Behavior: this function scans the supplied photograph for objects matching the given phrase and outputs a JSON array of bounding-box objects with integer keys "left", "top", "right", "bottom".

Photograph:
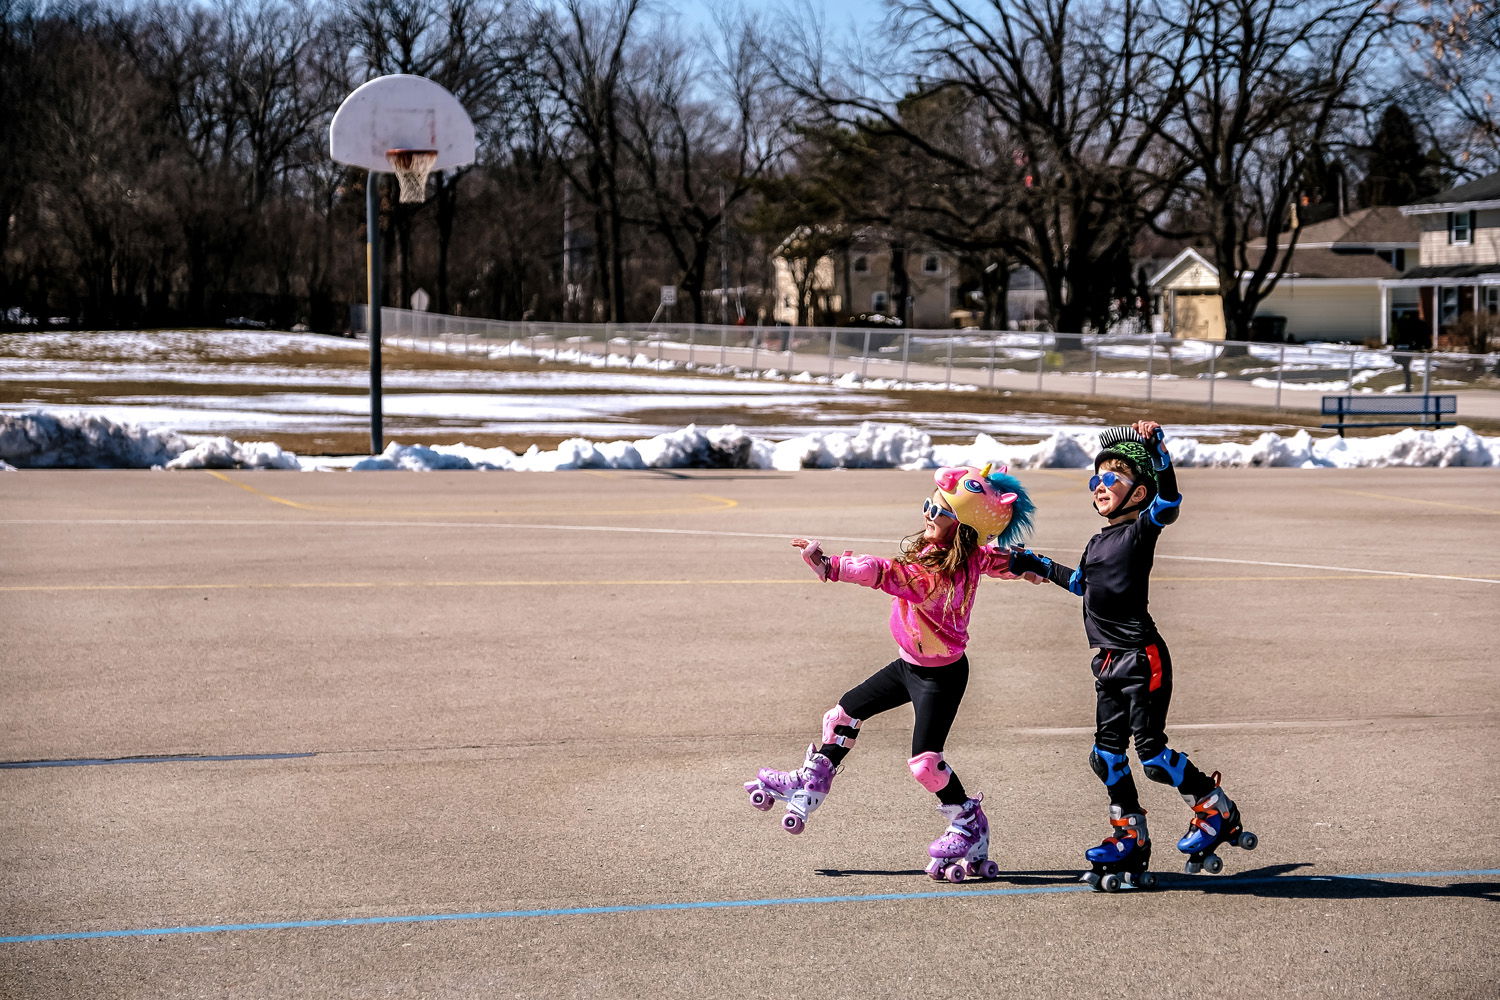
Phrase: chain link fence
[{"left": 352, "top": 306, "right": 1500, "bottom": 419}]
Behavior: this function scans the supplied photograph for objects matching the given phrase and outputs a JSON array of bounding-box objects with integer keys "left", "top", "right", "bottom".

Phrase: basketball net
[{"left": 386, "top": 148, "right": 438, "bottom": 203}]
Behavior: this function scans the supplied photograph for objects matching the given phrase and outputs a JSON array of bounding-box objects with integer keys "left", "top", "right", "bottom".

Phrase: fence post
[
  {"left": 687, "top": 325, "right": 695, "bottom": 367},
  {"left": 1207, "top": 344, "right": 1216, "bottom": 410},
  {"left": 828, "top": 329, "right": 837, "bottom": 380},
  {"left": 720, "top": 327, "right": 728, "bottom": 368},
  {"left": 1090, "top": 336, "right": 1099, "bottom": 396},
  {"left": 902, "top": 330, "right": 911, "bottom": 384},
  {"left": 861, "top": 330, "right": 871, "bottom": 378},
  {"left": 1145, "top": 336, "right": 1154, "bottom": 402},
  {"left": 1422, "top": 350, "right": 1431, "bottom": 395},
  {"left": 1035, "top": 333, "right": 1045, "bottom": 391},
  {"left": 946, "top": 334, "right": 954, "bottom": 390},
  {"left": 750, "top": 329, "right": 759, "bottom": 374},
  {"left": 1275, "top": 343, "right": 1285, "bottom": 410},
  {"left": 987, "top": 334, "right": 996, "bottom": 391},
  {"left": 1347, "top": 345, "right": 1356, "bottom": 393}
]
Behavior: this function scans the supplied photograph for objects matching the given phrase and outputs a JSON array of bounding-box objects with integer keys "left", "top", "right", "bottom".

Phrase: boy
[{"left": 1010, "top": 420, "right": 1256, "bottom": 890}]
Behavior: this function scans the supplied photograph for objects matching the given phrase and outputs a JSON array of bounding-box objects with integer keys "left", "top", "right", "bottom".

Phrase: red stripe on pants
[{"left": 1146, "top": 644, "right": 1162, "bottom": 692}]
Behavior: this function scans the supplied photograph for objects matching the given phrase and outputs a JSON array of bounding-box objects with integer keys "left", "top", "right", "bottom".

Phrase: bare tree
[
  {"left": 1399, "top": 0, "right": 1499, "bottom": 177},
  {"left": 1160, "top": 0, "right": 1395, "bottom": 341},
  {"left": 618, "top": 14, "right": 793, "bottom": 323}
]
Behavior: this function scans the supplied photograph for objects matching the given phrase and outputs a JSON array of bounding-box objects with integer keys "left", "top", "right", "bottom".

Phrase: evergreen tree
[{"left": 1357, "top": 104, "right": 1441, "bottom": 207}]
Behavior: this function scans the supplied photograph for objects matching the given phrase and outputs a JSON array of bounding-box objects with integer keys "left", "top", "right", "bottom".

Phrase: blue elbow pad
[
  {"left": 1067, "top": 568, "right": 1084, "bottom": 596},
  {"left": 1147, "top": 493, "right": 1181, "bottom": 527}
]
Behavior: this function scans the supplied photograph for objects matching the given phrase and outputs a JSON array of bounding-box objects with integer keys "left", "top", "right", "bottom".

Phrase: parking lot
[{"left": 2, "top": 467, "right": 1496, "bottom": 999}]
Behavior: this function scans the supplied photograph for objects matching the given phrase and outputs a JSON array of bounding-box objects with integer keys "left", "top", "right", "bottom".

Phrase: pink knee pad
[
  {"left": 821, "top": 706, "right": 861, "bottom": 748},
  {"left": 909, "top": 751, "right": 952, "bottom": 792}
]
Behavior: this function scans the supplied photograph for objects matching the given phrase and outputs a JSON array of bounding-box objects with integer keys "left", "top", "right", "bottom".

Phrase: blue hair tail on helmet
[
  {"left": 1147, "top": 492, "right": 1181, "bottom": 528},
  {"left": 984, "top": 470, "right": 1036, "bottom": 548}
]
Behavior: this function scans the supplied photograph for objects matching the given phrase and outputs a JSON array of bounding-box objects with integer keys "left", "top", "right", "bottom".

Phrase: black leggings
[{"left": 820, "top": 655, "right": 971, "bottom": 804}]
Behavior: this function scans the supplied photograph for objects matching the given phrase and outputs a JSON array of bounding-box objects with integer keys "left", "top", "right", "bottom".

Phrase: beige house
[
  {"left": 1150, "top": 207, "right": 1421, "bottom": 343},
  {"left": 772, "top": 229, "right": 957, "bottom": 328},
  {"left": 1384, "top": 172, "right": 1500, "bottom": 349}
]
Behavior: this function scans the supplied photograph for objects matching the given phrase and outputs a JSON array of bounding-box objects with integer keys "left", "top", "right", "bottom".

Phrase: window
[
  {"left": 1439, "top": 287, "right": 1459, "bottom": 325},
  {"left": 853, "top": 256, "right": 869, "bottom": 273},
  {"left": 871, "top": 291, "right": 890, "bottom": 312},
  {"left": 1449, "top": 211, "right": 1472, "bottom": 245},
  {"left": 1485, "top": 287, "right": 1499, "bottom": 315},
  {"left": 922, "top": 254, "right": 941, "bottom": 274}
]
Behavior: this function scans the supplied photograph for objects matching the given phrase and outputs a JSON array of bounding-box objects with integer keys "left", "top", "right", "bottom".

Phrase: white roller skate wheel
[
  {"left": 944, "top": 864, "right": 966, "bottom": 883},
  {"left": 1100, "top": 873, "right": 1122, "bottom": 893},
  {"left": 1237, "top": 831, "right": 1258, "bottom": 851},
  {"left": 1203, "top": 854, "right": 1224, "bottom": 874}
]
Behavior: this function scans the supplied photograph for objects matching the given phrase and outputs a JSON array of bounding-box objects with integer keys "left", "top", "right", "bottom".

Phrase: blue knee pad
[
  {"left": 1141, "top": 747, "right": 1189, "bottom": 787},
  {"left": 1089, "top": 746, "right": 1130, "bottom": 786}
]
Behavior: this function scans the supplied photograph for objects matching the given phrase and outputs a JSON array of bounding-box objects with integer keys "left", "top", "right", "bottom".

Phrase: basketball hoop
[{"left": 386, "top": 148, "right": 438, "bottom": 203}]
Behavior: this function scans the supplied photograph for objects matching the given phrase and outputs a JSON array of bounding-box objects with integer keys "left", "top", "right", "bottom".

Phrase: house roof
[
  {"left": 1394, "top": 263, "right": 1500, "bottom": 281},
  {"left": 1251, "top": 206, "right": 1419, "bottom": 249},
  {"left": 1401, "top": 170, "right": 1500, "bottom": 214},
  {"left": 1262, "top": 247, "right": 1407, "bottom": 280}
]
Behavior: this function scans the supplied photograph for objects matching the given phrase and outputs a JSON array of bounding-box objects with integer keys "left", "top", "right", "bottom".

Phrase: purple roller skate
[
  {"left": 743, "top": 744, "right": 837, "bottom": 835},
  {"left": 925, "top": 794, "right": 999, "bottom": 882}
]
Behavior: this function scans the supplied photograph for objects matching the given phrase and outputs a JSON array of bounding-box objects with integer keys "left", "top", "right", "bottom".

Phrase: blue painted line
[
  {"left": 0, "top": 753, "right": 315, "bottom": 769},
  {"left": 2, "top": 868, "right": 1495, "bottom": 944}
]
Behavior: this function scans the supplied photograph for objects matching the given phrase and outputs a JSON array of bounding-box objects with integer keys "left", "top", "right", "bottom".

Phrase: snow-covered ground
[{"left": 1, "top": 330, "right": 1497, "bottom": 471}]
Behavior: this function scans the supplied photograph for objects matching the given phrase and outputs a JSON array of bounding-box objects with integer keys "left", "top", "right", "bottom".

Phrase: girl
[{"left": 744, "top": 464, "right": 1037, "bottom": 881}]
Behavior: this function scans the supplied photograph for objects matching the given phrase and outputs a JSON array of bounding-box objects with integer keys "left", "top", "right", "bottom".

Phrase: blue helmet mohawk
[{"left": 986, "top": 469, "right": 1035, "bottom": 548}]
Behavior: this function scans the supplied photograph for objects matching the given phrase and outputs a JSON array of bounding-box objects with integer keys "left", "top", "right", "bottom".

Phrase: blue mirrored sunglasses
[
  {"left": 922, "top": 498, "right": 958, "bottom": 521},
  {"left": 1088, "top": 471, "right": 1134, "bottom": 491}
]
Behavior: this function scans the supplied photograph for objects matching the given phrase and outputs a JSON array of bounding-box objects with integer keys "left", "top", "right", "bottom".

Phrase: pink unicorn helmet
[{"left": 932, "top": 463, "right": 1036, "bottom": 546}]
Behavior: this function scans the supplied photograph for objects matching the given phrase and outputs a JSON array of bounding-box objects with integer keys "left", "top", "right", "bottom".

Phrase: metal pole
[
  {"left": 987, "top": 334, "right": 995, "bottom": 391},
  {"left": 1090, "top": 337, "right": 1099, "bottom": 396},
  {"left": 828, "top": 329, "right": 837, "bottom": 380},
  {"left": 1347, "top": 345, "right": 1356, "bottom": 396},
  {"left": 1207, "top": 344, "right": 1216, "bottom": 410},
  {"left": 1035, "top": 334, "right": 1044, "bottom": 391},
  {"left": 1275, "top": 343, "right": 1285, "bottom": 410},
  {"left": 365, "top": 176, "right": 383, "bottom": 454},
  {"left": 861, "top": 330, "right": 871, "bottom": 378},
  {"left": 902, "top": 330, "right": 911, "bottom": 384},
  {"left": 1145, "top": 336, "right": 1154, "bottom": 402}
]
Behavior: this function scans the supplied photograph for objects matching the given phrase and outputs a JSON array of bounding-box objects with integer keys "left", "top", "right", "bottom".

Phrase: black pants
[
  {"left": 1092, "top": 643, "right": 1172, "bottom": 760},
  {"left": 1091, "top": 642, "right": 1214, "bottom": 809},
  {"left": 840, "top": 655, "right": 970, "bottom": 757},
  {"left": 820, "top": 655, "right": 971, "bottom": 805}
]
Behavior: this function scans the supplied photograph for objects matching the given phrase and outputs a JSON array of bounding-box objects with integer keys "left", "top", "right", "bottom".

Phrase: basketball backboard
[{"left": 329, "top": 74, "right": 477, "bottom": 174}]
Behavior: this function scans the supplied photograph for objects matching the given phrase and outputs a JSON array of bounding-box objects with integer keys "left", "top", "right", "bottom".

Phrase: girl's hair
[{"left": 897, "top": 521, "right": 982, "bottom": 598}]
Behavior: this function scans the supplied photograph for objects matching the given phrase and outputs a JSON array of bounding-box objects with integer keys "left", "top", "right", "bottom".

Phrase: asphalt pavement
[{"left": 1, "top": 467, "right": 1496, "bottom": 999}]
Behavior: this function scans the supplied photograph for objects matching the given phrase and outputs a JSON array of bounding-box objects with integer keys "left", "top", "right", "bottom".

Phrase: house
[
  {"left": 1149, "top": 206, "right": 1422, "bottom": 343},
  {"left": 1385, "top": 171, "right": 1500, "bottom": 350},
  {"left": 772, "top": 228, "right": 957, "bottom": 328}
]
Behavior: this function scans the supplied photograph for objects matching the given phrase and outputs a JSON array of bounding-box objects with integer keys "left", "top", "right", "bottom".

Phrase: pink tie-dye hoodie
[{"left": 829, "top": 546, "right": 1017, "bottom": 667}]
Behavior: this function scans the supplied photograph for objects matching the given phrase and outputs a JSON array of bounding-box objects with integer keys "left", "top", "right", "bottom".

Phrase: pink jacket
[{"left": 830, "top": 546, "right": 1017, "bottom": 667}]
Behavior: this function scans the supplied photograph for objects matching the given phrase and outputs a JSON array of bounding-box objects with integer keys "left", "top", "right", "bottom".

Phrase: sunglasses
[
  {"left": 1088, "top": 471, "right": 1134, "bottom": 491},
  {"left": 922, "top": 498, "right": 958, "bottom": 521}
]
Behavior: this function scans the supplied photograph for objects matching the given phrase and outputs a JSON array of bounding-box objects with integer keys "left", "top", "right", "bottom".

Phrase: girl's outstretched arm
[{"left": 791, "top": 537, "right": 836, "bottom": 582}]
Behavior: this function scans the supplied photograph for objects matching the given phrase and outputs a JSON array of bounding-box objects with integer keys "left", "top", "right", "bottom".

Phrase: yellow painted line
[
  {"left": 0, "top": 579, "right": 821, "bottom": 593},
  {"left": 0, "top": 573, "right": 1439, "bottom": 594},
  {"left": 1324, "top": 488, "right": 1499, "bottom": 516},
  {"left": 204, "top": 470, "right": 738, "bottom": 516}
]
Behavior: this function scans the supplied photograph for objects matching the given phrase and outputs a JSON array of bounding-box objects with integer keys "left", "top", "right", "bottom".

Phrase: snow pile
[
  {"left": 2, "top": 411, "right": 1497, "bottom": 471},
  {"left": 0, "top": 411, "right": 300, "bottom": 470}
]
